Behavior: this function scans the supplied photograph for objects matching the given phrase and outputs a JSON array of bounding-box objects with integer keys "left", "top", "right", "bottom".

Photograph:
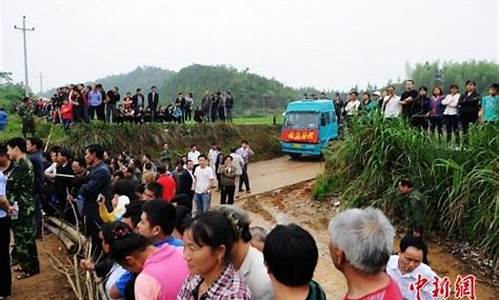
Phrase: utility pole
[{"left": 14, "top": 16, "right": 35, "bottom": 96}]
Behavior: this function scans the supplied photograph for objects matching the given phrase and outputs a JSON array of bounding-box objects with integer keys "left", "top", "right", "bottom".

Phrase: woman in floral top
[{"left": 177, "top": 211, "right": 251, "bottom": 300}]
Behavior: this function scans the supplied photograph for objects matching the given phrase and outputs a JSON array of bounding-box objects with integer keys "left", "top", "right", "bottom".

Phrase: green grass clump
[{"left": 314, "top": 112, "right": 498, "bottom": 260}]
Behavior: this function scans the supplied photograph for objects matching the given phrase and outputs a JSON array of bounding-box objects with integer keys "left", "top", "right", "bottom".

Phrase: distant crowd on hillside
[
  {"left": 331, "top": 80, "right": 499, "bottom": 143},
  {"left": 4, "top": 84, "right": 236, "bottom": 136}
]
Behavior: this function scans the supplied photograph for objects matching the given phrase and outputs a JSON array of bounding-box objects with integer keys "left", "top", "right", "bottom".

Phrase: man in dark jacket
[
  {"left": 147, "top": 86, "right": 160, "bottom": 120},
  {"left": 132, "top": 88, "right": 145, "bottom": 111},
  {"left": 54, "top": 149, "right": 74, "bottom": 217},
  {"left": 175, "top": 160, "right": 194, "bottom": 212},
  {"left": 400, "top": 80, "right": 419, "bottom": 119},
  {"left": 458, "top": 80, "right": 481, "bottom": 142},
  {"left": 411, "top": 87, "right": 430, "bottom": 131},
  {"left": 77, "top": 144, "right": 111, "bottom": 255},
  {"left": 26, "top": 137, "right": 45, "bottom": 239}
]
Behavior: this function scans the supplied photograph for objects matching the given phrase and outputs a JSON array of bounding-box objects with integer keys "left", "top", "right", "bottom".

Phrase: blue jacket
[
  {"left": 0, "top": 110, "right": 8, "bottom": 129},
  {"left": 428, "top": 96, "right": 445, "bottom": 118},
  {"left": 78, "top": 161, "right": 111, "bottom": 220}
]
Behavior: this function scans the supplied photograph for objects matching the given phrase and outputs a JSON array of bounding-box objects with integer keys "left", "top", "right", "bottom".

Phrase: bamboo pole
[
  {"left": 46, "top": 216, "right": 87, "bottom": 246},
  {"left": 43, "top": 223, "right": 77, "bottom": 254}
]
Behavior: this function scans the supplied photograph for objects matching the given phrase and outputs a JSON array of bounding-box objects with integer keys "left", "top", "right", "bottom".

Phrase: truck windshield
[{"left": 283, "top": 112, "right": 319, "bottom": 129}]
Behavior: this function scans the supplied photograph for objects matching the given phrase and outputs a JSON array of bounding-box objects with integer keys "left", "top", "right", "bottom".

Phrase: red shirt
[
  {"left": 60, "top": 103, "right": 74, "bottom": 120},
  {"left": 157, "top": 174, "right": 176, "bottom": 202},
  {"left": 343, "top": 276, "right": 402, "bottom": 300}
]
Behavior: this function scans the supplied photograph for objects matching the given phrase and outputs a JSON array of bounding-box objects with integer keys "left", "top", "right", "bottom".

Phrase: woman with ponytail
[
  {"left": 177, "top": 211, "right": 251, "bottom": 300},
  {"left": 215, "top": 205, "right": 274, "bottom": 300}
]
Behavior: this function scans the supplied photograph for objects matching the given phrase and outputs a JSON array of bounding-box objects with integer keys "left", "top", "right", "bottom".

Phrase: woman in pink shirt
[{"left": 108, "top": 222, "right": 189, "bottom": 300}]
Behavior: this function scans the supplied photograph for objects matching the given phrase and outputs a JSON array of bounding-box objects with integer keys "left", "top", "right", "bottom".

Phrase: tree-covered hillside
[{"left": 159, "top": 64, "right": 319, "bottom": 114}]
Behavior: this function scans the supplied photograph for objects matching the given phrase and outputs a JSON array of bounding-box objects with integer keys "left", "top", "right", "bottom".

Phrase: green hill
[
  {"left": 43, "top": 66, "right": 176, "bottom": 98},
  {"left": 159, "top": 64, "right": 319, "bottom": 115}
]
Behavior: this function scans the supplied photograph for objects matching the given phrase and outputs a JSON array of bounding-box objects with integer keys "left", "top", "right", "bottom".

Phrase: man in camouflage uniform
[
  {"left": 399, "top": 178, "right": 427, "bottom": 238},
  {"left": 6, "top": 137, "right": 39, "bottom": 278},
  {"left": 18, "top": 97, "right": 35, "bottom": 138}
]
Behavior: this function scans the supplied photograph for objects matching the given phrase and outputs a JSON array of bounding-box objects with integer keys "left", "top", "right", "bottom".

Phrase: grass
[
  {"left": 0, "top": 113, "right": 283, "bottom": 142},
  {"left": 233, "top": 115, "right": 283, "bottom": 125},
  {"left": 313, "top": 112, "right": 499, "bottom": 261}
]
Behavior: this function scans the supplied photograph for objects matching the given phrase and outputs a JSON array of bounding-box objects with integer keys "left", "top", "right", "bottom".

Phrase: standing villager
[
  {"left": 218, "top": 156, "right": 237, "bottom": 205},
  {"left": 18, "top": 97, "right": 35, "bottom": 138},
  {"left": 411, "top": 87, "right": 430, "bottom": 131},
  {"left": 400, "top": 80, "right": 419, "bottom": 120},
  {"left": 480, "top": 83, "right": 499, "bottom": 123},
  {"left": 26, "top": 137, "right": 45, "bottom": 239},
  {"left": 427, "top": 86, "right": 445, "bottom": 137},
  {"left": 458, "top": 80, "right": 481, "bottom": 143},
  {"left": 77, "top": 144, "right": 112, "bottom": 255},
  {"left": 442, "top": 84, "right": 461, "bottom": 144},
  {"left": 225, "top": 91, "right": 234, "bottom": 122},
  {"left": 147, "top": 86, "right": 160, "bottom": 120},
  {"left": 236, "top": 141, "right": 254, "bottom": 194},
  {"left": 382, "top": 86, "right": 402, "bottom": 119},
  {"left": 5, "top": 137, "right": 40, "bottom": 279}
]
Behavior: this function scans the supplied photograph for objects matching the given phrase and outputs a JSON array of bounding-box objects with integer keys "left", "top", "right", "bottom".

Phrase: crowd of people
[
  {"left": 0, "top": 130, "right": 450, "bottom": 300},
  {"left": 8, "top": 85, "right": 236, "bottom": 136},
  {"left": 335, "top": 80, "right": 499, "bottom": 142}
]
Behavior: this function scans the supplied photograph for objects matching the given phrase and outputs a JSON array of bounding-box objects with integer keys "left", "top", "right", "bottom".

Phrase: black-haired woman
[
  {"left": 177, "top": 211, "right": 251, "bottom": 300},
  {"left": 108, "top": 222, "right": 188, "bottom": 300}
]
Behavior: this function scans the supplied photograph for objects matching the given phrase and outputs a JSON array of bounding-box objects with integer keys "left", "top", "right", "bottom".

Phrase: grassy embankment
[{"left": 313, "top": 113, "right": 498, "bottom": 261}]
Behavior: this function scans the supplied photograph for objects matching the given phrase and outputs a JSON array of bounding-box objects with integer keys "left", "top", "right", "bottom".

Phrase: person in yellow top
[{"left": 98, "top": 179, "right": 135, "bottom": 222}]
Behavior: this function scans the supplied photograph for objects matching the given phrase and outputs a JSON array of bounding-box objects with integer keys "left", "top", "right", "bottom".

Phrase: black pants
[
  {"left": 34, "top": 194, "right": 43, "bottom": 238},
  {"left": 444, "top": 115, "right": 459, "bottom": 143},
  {"left": 460, "top": 114, "right": 478, "bottom": 144},
  {"left": 0, "top": 217, "right": 11, "bottom": 297},
  {"left": 411, "top": 116, "right": 428, "bottom": 131},
  {"left": 239, "top": 164, "right": 250, "bottom": 191},
  {"left": 220, "top": 185, "right": 235, "bottom": 205},
  {"left": 185, "top": 108, "right": 192, "bottom": 121},
  {"left": 88, "top": 105, "right": 105, "bottom": 121},
  {"left": 429, "top": 116, "right": 443, "bottom": 136},
  {"left": 83, "top": 215, "right": 102, "bottom": 259}
]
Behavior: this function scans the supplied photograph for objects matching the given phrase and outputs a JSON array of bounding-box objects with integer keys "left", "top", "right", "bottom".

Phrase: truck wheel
[{"left": 290, "top": 153, "right": 301, "bottom": 160}]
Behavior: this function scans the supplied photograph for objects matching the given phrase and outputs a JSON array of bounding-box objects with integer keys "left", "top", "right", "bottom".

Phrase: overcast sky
[{"left": 1, "top": 0, "right": 498, "bottom": 93}]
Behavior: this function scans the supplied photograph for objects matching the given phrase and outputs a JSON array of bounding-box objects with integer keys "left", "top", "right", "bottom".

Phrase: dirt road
[{"left": 216, "top": 155, "right": 325, "bottom": 200}]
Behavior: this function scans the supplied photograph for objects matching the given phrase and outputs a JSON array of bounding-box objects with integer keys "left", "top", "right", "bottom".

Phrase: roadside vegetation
[{"left": 313, "top": 113, "right": 498, "bottom": 261}]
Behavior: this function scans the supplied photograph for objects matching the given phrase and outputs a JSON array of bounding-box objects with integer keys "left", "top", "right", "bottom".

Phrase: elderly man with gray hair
[
  {"left": 214, "top": 205, "right": 274, "bottom": 300},
  {"left": 328, "top": 207, "right": 403, "bottom": 300}
]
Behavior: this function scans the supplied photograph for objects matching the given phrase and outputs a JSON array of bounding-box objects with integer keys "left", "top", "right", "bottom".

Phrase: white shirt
[
  {"left": 44, "top": 162, "right": 58, "bottom": 178},
  {"left": 386, "top": 255, "right": 438, "bottom": 300},
  {"left": 208, "top": 149, "right": 219, "bottom": 167},
  {"left": 194, "top": 166, "right": 214, "bottom": 194},
  {"left": 344, "top": 100, "right": 360, "bottom": 115},
  {"left": 383, "top": 95, "right": 402, "bottom": 118},
  {"left": 238, "top": 246, "right": 274, "bottom": 300},
  {"left": 230, "top": 153, "right": 244, "bottom": 176},
  {"left": 441, "top": 93, "right": 460, "bottom": 115},
  {"left": 105, "top": 264, "right": 127, "bottom": 300},
  {"left": 187, "top": 150, "right": 201, "bottom": 165}
]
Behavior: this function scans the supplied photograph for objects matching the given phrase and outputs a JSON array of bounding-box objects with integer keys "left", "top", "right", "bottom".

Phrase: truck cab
[{"left": 280, "top": 99, "right": 338, "bottom": 158}]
